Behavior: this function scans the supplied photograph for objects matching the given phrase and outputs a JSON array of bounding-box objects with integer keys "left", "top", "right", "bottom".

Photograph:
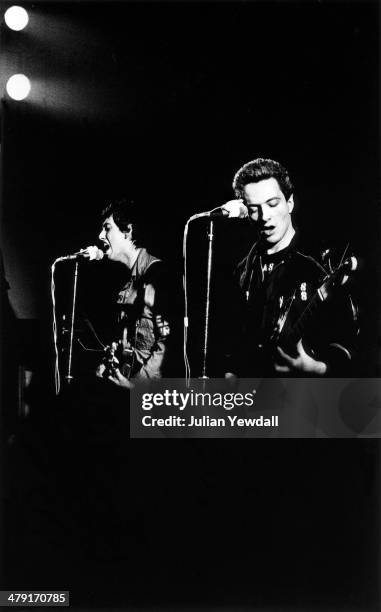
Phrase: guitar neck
[
  {"left": 285, "top": 294, "right": 320, "bottom": 349},
  {"left": 280, "top": 275, "right": 334, "bottom": 352},
  {"left": 275, "top": 255, "right": 354, "bottom": 354}
]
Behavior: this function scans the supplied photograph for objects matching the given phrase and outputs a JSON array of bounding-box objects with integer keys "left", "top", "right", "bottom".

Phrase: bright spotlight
[
  {"left": 4, "top": 6, "right": 29, "bottom": 31},
  {"left": 6, "top": 74, "right": 31, "bottom": 100}
]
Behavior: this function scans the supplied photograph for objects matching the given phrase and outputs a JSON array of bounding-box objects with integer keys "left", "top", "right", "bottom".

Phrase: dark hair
[
  {"left": 101, "top": 198, "right": 144, "bottom": 247},
  {"left": 232, "top": 158, "right": 294, "bottom": 200}
]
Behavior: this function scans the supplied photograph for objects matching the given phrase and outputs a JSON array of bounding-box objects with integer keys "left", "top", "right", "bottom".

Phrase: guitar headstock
[
  {"left": 319, "top": 255, "right": 357, "bottom": 301},
  {"left": 335, "top": 255, "right": 358, "bottom": 286}
]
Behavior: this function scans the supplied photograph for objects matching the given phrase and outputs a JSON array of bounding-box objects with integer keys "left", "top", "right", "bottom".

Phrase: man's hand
[
  {"left": 96, "top": 363, "right": 134, "bottom": 389},
  {"left": 275, "top": 340, "right": 327, "bottom": 375},
  {"left": 221, "top": 199, "right": 248, "bottom": 219}
]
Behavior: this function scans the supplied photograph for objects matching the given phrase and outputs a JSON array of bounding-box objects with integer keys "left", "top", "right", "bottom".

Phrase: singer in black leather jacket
[{"left": 224, "top": 158, "right": 358, "bottom": 377}]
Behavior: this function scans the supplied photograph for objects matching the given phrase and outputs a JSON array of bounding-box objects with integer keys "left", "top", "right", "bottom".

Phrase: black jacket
[{"left": 226, "top": 234, "right": 359, "bottom": 376}]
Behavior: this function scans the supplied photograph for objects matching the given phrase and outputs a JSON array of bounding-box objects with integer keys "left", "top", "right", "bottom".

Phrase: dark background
[
  {"left": 0, "top": 1, "right": 380, "bottom": 610},
  {"left": 1, "top": 0, "right": 380, "bottom": 375}
]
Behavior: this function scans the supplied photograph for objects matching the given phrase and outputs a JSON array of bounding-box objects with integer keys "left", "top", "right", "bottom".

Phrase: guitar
[
  {"left": 100, "top": 338, "right": 135, "bottom": 380},
  {"left": 270, "top": 255, "right": 358, "bottom": 358},
  {"left": 71, "top": 315, "right": 137, "bottom": 382}
]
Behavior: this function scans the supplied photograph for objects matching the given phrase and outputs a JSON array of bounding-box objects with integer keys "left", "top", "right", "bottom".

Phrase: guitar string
[{"left": 284, "top": 271, "right": 338, "bottom": 345}]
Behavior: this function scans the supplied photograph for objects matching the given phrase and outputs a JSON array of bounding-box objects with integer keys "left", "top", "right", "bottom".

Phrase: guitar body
[{"left": 100, "top": 340, "right": 135, "bottom": 380}]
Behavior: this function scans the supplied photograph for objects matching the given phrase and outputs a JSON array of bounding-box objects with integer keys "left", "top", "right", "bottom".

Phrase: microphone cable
[
  {"left": 182, "top": 219, "right": 191, "bottom": 387},
  {"left": 51, "top": 259, "right": 61, "bottom": 395}
]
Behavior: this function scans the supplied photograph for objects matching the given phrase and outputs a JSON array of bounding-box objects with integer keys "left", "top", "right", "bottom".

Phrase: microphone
[
  {"left": 56, "top": 245, "right": 104, "bottom": 262},
  {"left": 189, "top": 199, "right": 248, "bottom": 221}
]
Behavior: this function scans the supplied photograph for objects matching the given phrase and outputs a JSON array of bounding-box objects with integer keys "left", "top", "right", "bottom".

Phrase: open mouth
[
  {"left": 261, "top": 226, "right": 275, "bottom": 236},
  {"left": 101, "top": 242, "right": 111, "bottom": 255}
]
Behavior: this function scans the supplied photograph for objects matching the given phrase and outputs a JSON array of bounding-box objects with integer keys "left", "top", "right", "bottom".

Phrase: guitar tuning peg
[{"left": 349, "top": 256, "right": 358, "bottom": 271}]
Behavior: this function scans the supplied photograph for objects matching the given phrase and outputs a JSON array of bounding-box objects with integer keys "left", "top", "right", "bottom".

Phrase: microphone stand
[
  {"left": 184, "top": 202, "right": 246, "bottom": 385},
  {"left": 200, "top": 219, "right": 214, "bottom": 381},
  {"left": 65, "top": 261, "right": 79, "bottom": 384}
]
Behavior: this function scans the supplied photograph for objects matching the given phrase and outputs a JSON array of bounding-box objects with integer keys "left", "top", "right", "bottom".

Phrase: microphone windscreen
[
  {"left": 86, "top": 246, "right": 104, "bottom": 261},
  {"left": 222, "top": 200, "right": 248, "bottom": 219}
]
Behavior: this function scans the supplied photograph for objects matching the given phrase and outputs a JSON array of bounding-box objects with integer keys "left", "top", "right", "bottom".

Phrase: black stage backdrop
[{"left": 0, "top": 1, "right": 380, "bottom": 610}]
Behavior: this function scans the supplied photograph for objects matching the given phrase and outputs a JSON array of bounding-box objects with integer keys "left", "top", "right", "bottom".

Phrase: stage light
[
  {"left": 4, "top": 5, "right": 29, "bottom": 31},
  {"left": 6, "top": 74, "right": 31, "bottom": 100}
]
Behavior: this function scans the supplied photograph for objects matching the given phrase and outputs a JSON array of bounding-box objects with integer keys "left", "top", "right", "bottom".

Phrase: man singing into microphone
[
  {"left": 224, "top": 158, "right": 358, "bottom": 377},
  {"left": 95, "top": 198, "right": 172, "bottom": 387}
]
